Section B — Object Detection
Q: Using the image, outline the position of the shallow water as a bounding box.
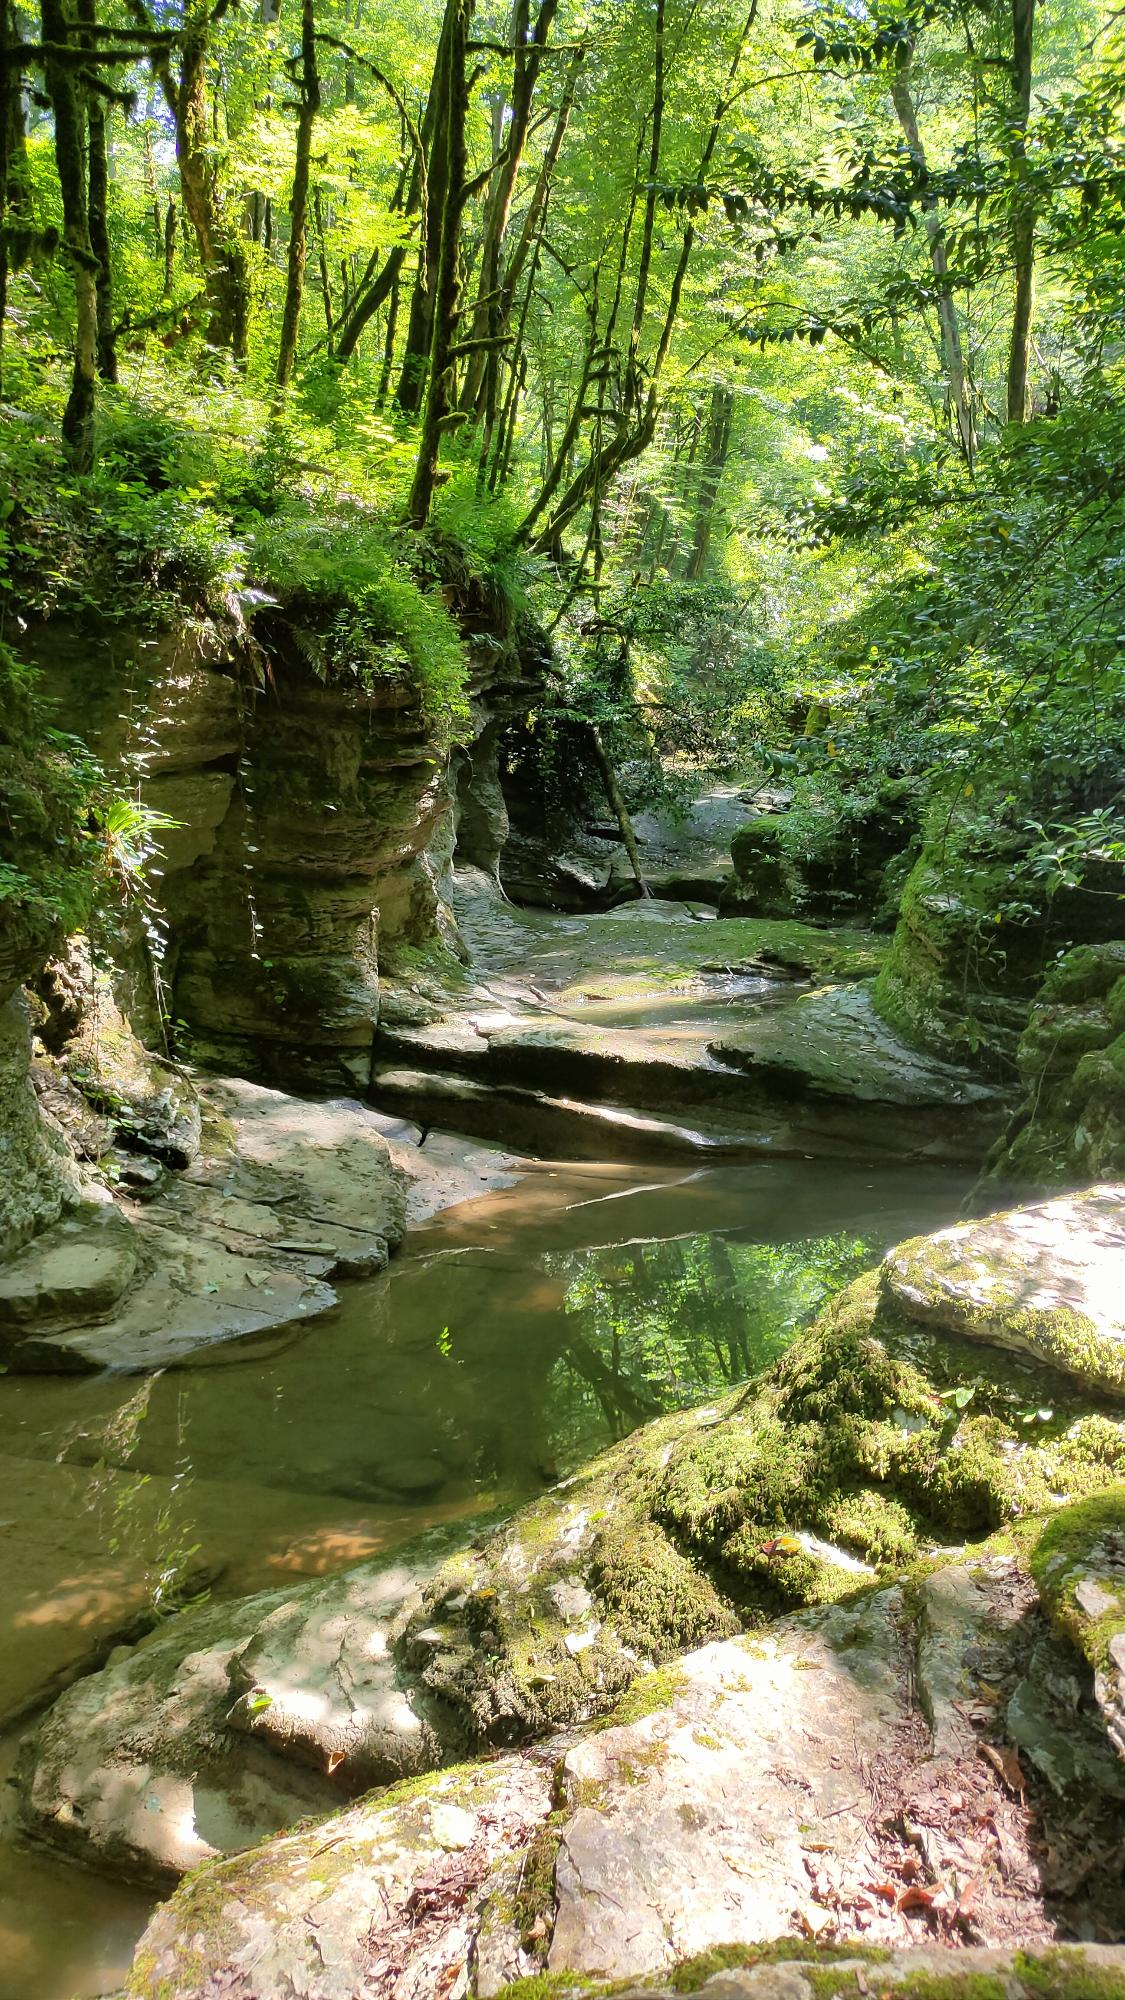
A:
[0,1151,972,2000]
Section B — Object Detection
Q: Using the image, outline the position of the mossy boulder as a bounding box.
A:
[723,816,791,916]
[873,822,1125,1081]
[883,1187,1125,1396]
[1032,1485,1125,1757]
[987,945,1125,1188]
[110,1560,1125,1996]
[400,1245,1125,1749]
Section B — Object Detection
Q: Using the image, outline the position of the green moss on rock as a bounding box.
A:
[401,1268,1125,1747]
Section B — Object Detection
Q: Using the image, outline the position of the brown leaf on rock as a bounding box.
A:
[980,1742,1025,1797]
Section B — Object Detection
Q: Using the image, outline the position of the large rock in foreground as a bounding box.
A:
[113,1554,1125,1997]
[19,1191,1125,1880]
[885,1186,1125,1395]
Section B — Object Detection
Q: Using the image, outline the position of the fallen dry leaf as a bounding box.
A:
[980,1742,1025,1797]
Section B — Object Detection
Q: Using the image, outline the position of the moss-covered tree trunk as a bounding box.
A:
[684,384,733,580]
[0,0,31,388]
[395,0,456,414]
[75,0,117,382]
[174,0,251,359]
[42,0,99,469]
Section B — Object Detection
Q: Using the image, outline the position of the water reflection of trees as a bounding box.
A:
[545,1230,875,1466]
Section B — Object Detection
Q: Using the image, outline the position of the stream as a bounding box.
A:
[0,1148,974,2000]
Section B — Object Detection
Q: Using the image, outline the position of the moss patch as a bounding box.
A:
[403,1266,1125,1747]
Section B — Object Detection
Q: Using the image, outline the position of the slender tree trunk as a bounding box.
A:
[42,0,98,468]
[408,0,472,526]
[684,383,733,579]
[891,57,975,462]
[276,0,319,387]
[377,271,400,401]
[396,0,455,411]
[587,725,649,896]
[334,241,406,361]
[75,0,116,381]
[624,0,665,410]
[461,0,559,414]
[0,0,27,387]
[174,0,251,357]
[1006,0,1036,421]
[162,195,177,292]
[313,184,333,337]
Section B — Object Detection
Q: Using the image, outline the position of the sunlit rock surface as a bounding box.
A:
[109,1559,1125,1995]
[19,1192,1125,1884]
[884,1185,1125,1394]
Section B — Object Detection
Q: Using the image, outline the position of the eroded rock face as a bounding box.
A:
[988,942,1125,1190]
[29,600,538,1093]
[884,1186,1125,1394]
[0,993,83,1259]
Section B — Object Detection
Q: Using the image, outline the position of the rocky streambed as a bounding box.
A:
[2,787,1124,1999]
[2,1174,1124,1999]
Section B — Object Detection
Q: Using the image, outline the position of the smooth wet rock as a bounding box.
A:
[884,1185,1125,1393]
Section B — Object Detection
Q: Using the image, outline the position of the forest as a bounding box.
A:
[1,0,1125,1995]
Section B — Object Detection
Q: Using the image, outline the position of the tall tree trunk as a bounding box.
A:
[408,0,472,526]
[396,0,455,411]
[0,0,28,387]
[276,0,319,387]
[624,0,665,410]
[313,183,333,337]
[174,0,251,357]
[42,0,98,468]
[75,0,117,381]
[162,195,177,292]
[461,0,559,415]
[684,383,733,579]
[1005,0,1036,421]
[890,56,975,463]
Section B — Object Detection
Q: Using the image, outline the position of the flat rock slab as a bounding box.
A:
[884,1184,1125,1393]
[711,984,1000,1110]
[0,1076,413,1373]
[550,1590,909,1979]
[0,1201,137,1346]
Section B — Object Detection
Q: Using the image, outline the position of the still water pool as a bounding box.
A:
[0,1150,972,2000]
